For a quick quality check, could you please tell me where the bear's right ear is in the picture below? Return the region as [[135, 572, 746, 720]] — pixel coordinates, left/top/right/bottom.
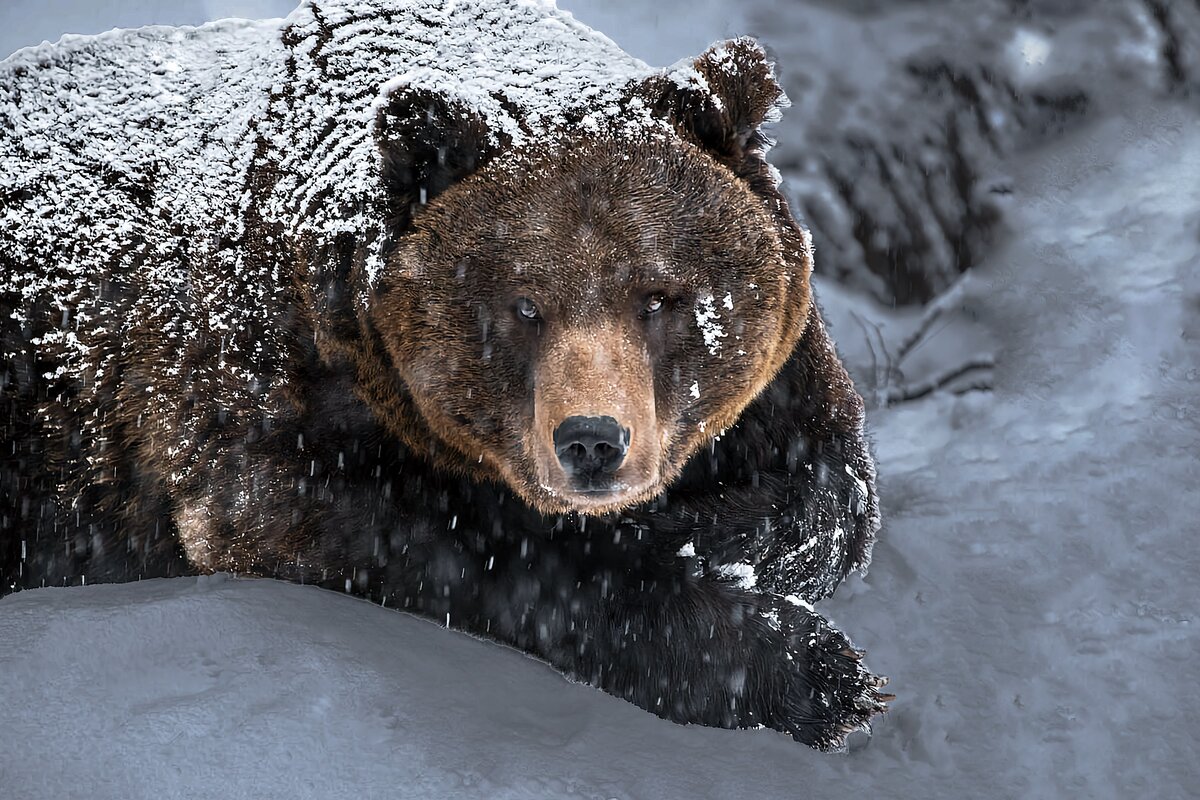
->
[[375, 87, 497, 233]]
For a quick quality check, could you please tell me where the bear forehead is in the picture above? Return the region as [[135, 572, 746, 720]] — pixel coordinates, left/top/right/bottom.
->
[[423, 139, 780, 287]]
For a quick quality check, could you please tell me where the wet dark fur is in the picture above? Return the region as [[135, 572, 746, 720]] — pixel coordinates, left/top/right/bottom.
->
[[0, 37, 887, 750]]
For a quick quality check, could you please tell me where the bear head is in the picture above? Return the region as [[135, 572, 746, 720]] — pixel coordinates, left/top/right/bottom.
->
[[368, 39, 813, 515]]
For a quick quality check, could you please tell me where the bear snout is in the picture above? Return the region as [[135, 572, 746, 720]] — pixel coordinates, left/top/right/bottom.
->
[[529, 324, 661, 511], [552, 415, 630, 489]]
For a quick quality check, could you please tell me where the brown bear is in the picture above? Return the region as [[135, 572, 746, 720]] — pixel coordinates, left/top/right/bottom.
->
[[0, 0, 888, 749]]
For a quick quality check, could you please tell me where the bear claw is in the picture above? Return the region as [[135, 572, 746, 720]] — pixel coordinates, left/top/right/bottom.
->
[[770, 603, 892, 750]]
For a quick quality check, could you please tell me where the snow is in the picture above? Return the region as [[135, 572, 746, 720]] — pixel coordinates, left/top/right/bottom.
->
[[692, 294, 727, 355], [3, 1, 1200, 798], [6, 575, 792, 799], [712, 562, 757, 590], [1007, 28, 1052, 75]]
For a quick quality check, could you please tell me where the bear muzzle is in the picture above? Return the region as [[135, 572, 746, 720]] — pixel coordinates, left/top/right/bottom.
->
[[530, 325, 661, 511]]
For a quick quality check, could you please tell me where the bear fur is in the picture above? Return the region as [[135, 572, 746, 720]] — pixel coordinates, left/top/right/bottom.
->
[[0, 0, 888, 749]]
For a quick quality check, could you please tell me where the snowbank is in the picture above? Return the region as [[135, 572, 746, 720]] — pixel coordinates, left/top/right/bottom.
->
[[1, 575, 837, 800]]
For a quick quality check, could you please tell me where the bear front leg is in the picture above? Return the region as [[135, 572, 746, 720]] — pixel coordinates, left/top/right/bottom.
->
[[533, 564, 891, 751], [620, 319, 878, 608], [384, 519, 890, 750], [642, 311, 880, 604]]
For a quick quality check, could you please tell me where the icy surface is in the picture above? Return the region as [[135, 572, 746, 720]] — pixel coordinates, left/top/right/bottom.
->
[[3, 102, 1198, 799]]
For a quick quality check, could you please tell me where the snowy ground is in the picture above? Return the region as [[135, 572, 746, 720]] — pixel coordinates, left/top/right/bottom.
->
[[3, 2, 1200, 799]]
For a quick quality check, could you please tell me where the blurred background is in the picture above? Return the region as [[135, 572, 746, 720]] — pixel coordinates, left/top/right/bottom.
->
[[3, 2, 1198, 798]]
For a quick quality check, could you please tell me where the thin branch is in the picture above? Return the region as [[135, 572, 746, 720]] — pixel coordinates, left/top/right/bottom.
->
[[895, 272, 975, 363], [885, 355, 994, 405], [850, 309, 881, 394], [872, 316, 897, 387]]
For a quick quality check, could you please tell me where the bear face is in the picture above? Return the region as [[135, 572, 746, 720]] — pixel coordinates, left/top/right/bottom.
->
[[372, 137, 809, 516], [366, 39, 812, 515]]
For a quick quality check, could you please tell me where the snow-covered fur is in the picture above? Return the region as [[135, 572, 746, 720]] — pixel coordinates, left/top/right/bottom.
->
[[0, 0, 887, 750]]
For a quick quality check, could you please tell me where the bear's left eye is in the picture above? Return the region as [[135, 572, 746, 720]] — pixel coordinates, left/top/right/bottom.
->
[[516, 297, 541, 321]]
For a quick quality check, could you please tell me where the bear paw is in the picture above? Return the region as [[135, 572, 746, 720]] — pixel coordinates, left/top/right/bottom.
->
[[763, 600, 892, 751]]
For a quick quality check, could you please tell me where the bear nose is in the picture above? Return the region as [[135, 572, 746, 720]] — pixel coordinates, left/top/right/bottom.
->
[[553, 415, 630, 485]]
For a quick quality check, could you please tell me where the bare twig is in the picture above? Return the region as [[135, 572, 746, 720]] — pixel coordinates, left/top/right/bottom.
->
[[885, 355, 994, 405], [873, 318, 897, 387], [895, 272, 974, 362], [949, 379, 994, 396], [850, 309, 882, 396]]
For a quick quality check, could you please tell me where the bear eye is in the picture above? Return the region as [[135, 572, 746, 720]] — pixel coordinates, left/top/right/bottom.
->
[[643, 293, 666, 315], [516, 297, 541, 321]]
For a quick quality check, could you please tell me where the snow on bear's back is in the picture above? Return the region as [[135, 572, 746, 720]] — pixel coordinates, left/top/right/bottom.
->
[[0, 18, 285, 227], [0, 0, 664, 314], [0, 18, 285, 323]]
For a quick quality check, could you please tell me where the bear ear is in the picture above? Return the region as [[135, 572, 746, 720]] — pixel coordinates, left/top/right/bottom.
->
[[644, 37, 785, 163], [375, 87, 497, 233]]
